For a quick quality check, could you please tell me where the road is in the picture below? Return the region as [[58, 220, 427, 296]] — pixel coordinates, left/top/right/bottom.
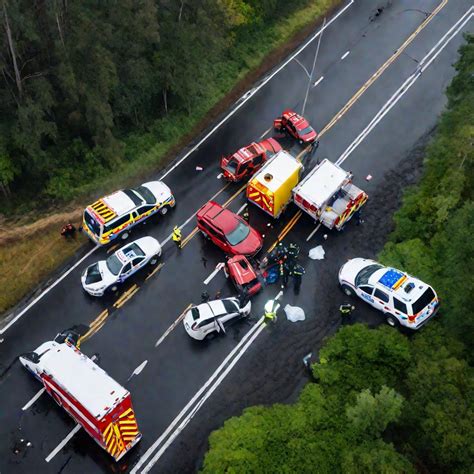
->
[[0, 1, 472, 472]]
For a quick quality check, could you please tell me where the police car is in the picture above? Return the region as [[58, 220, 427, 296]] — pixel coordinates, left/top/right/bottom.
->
[[183, 298, 252, 340], [338, 258, 439, 329], [81, 237, 161, 296]]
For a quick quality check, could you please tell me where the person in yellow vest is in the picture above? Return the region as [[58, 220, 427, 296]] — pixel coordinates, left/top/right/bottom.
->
[[172, 225, 182, 249], [264, 299, 280, 324]]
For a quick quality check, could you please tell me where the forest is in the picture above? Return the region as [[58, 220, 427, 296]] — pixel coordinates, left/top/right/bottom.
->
[[202, 35, 474, 473], [0, 0, 337, 211]]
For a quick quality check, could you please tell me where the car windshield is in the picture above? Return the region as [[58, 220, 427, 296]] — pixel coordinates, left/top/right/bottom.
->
[[226, 220, 250, 246], [355, 264, 383, 286], [300, 126, 314, 136], [412, 287, 436, 314], [123, 188, 143, 206], [85, 263, 102, 284], [83, 210, 101, 237], [224, 159, 238, 173], [105, 254, 123, 275], [134, 185, 156, 204]]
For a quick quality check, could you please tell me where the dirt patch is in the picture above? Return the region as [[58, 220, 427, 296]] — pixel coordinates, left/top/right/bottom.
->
[[156, 129, 434, 474]]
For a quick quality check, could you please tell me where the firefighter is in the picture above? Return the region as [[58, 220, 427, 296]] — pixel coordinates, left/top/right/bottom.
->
[[264, 299, 280, 324], [287, 242, 300, 261], [61, 223, 76, 239], [339, 303, 355, 324], [280, 260, 291, 289], [291, 263, 305, 294], [172, 225, 182, 249], [275, 242, 288, 260]]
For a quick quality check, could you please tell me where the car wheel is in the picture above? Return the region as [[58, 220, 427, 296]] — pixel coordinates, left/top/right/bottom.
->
[[109, 284, 119, 293], [385, 314, 400, 328], [121, 231, 130, 241], [341, 284, 355, 297], [205, 332, 216, 341], [150, 255, 160, 265], [160, 206, 168, 216]]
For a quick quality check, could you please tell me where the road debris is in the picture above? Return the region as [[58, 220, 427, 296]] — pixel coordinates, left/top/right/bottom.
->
[[309, 245, 325, 260], [284, 304, 305, 322]]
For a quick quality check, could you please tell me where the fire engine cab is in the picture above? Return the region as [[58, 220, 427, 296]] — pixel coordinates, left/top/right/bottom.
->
[[19, 341, 142, 461], [292, 159, 368, 230], [220, 138, 282, 182]]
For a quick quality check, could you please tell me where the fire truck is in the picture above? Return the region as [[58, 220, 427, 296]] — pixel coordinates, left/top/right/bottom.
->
[[19, 340, 142, 461], [247, 150, 303, 218], [220, 138, 282, 182], [292, 159, 368, 230]]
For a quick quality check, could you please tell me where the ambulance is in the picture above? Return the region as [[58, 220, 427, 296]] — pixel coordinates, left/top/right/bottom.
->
[[19, 340, 142, 461], [292, 159, 367, 230], [247, 150, 303, 218]]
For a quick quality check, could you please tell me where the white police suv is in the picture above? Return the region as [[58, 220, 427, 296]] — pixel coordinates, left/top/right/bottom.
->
[[338, 258, 439, 329], [81, 236, 161, 296], [183, 298, 252, 340]]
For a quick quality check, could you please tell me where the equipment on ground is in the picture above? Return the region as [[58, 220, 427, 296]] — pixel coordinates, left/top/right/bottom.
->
[[19, 341, 141, 461]]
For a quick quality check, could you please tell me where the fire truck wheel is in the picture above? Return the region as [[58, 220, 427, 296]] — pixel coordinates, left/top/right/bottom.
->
[[385, 314, 400, 328], [160, 206, 168, 216], [340, 284, 355, 297], [121, 231, 130, 241]]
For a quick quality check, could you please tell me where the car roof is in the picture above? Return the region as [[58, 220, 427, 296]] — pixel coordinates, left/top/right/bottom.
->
[[102, 190, 137, 216], [232, 143, 263, 163], [114, 242, 145, 264], [193, 298, 239, 321], [369, 268, 430, 303], [199, 202, 239, 233], [283, 109, 308, 130]]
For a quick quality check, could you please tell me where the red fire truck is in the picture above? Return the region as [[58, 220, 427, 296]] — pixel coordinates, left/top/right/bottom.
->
[[19, 340, 142, 461], [220, 138, 282, 182]]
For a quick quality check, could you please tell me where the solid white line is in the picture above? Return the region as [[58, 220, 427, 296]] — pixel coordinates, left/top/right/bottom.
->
[[0, 245, 99, 335], [142, 323, 267, 473], [306, 223, 322, 241], [131, 317, 265, 473], [259, 126, 273, 139], [154, 312, 187, 348], [203, 263, 225, 285], [236, 203, 247, 215], [45, 424, 81, 462], [341, 50, 350, 60], [22, 387, 46, 411], [159, 0, 354, 182], [313, 76, 324, 87], [337, 8, 473, 166]]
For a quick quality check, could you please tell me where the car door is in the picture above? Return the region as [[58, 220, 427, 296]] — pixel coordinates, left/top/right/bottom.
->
[[131, 256, 145, 275], [372, 288, 390, 312], [199, 318, 216, 336], [208, 223, 228, 251], [119, 262, 133, 282], [357, 285, 376, 306]]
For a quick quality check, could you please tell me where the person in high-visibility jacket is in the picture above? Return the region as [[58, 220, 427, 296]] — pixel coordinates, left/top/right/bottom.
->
[[172, 225, 182, 249], [339, 303, 355, 324], [264, 299, 280, 324]]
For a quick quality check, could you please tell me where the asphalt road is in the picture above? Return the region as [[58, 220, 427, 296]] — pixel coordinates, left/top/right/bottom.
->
[[0, 1, 472, 472]]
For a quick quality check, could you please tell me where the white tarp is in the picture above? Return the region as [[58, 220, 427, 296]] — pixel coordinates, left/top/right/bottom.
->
[[309, 245, 325, 260], [284, 304, 305, 322]]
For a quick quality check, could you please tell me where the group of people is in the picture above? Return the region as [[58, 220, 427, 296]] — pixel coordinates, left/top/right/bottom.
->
[[267, 241, 305, 294]]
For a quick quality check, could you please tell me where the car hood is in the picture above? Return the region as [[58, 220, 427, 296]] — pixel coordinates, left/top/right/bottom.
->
[[301, 129, 317, 143], [339, 258, 378, 285], [142, 181, 172, 202], [232, 228, 263, 256], [227, 256, 258, 284], [82, 261, 116, 287]]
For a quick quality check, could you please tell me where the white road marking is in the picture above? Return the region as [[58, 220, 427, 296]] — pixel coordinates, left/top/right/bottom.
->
[[217, 173, 223, 179], [159, 0, 354, 182], [337, 7, 474, 166], [132, 316, 266, 473], [236, 203, 247, 215], [203, 263, 225, 285], [22, 387, 46, 411], [259, 126, 273, 139], [1, 1, 355, 335], [154, 307, 190, 349], [45, 424, 81, 462], [313, 75, 324, 87], [0, 246, 98, 335], [341, 50, 350, 60], [306, 223, 322, 241]]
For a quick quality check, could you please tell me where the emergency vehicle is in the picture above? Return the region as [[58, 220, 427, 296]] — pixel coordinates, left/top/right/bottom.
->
[[247, 150, 303, 218], [19, 340, 141, 461], [83, 180, 175, 245], [274, 109, 318, 144], [220, 138, 282, 182], [292, 159, 367, 230], [339, 258, 439, 329]]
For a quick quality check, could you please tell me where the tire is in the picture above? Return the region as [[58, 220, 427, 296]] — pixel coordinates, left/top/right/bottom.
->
[[150, 255, 159, 265], [120, 231, 130, 241], [385, 314, 400, 328], [160, 206, 168, 216], [341, 284, 355, 297], [205, 332, 216, 341], [109, 284, 119, 293]]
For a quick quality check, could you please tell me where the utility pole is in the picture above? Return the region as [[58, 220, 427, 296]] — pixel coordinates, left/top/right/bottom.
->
[[302, 17, 326, 116]]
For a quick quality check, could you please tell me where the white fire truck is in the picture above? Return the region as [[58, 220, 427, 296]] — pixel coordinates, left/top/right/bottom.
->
[[19, 340, 141, 461], [292, 159, 368, 230]]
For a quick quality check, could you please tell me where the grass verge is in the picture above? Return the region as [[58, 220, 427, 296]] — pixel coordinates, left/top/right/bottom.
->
[[0, 0, 341, 316]]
